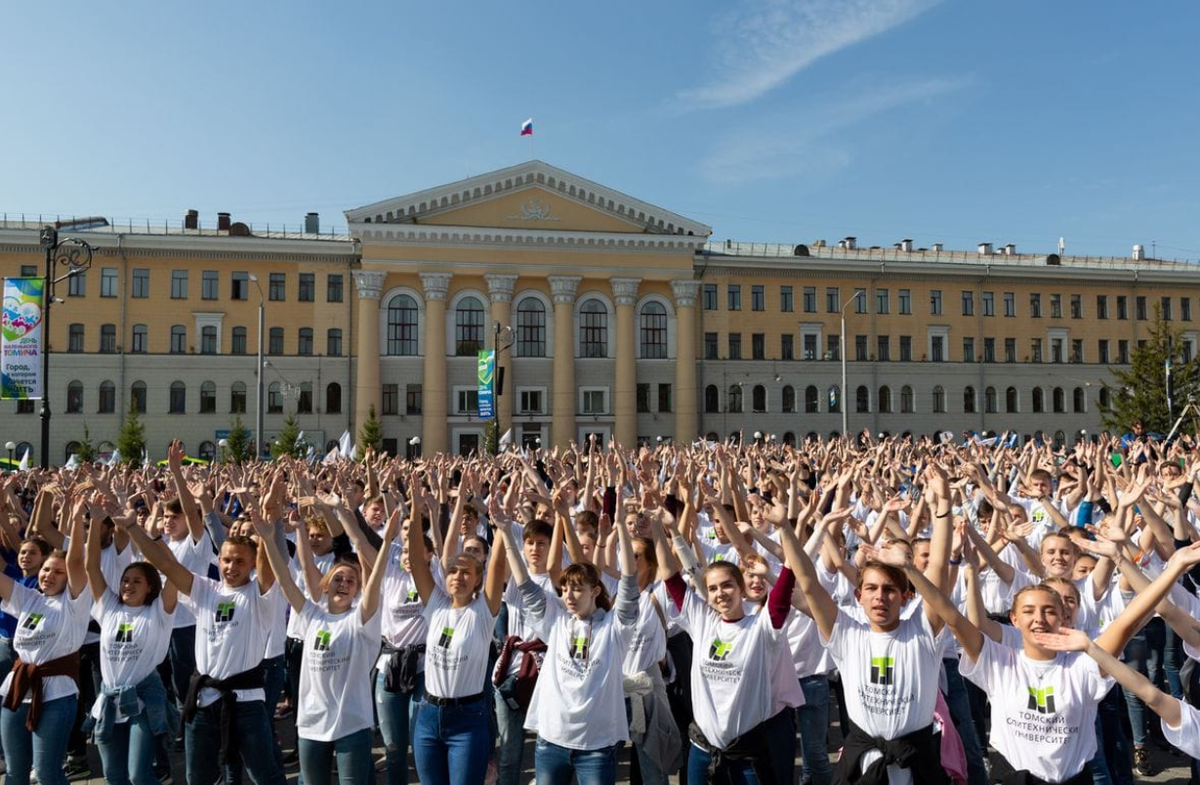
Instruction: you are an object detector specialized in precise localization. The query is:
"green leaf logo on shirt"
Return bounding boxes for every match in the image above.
[313,630,332,652]
[708,638,733,661]
[115,622,135,643]
[22,613,43,630]
[405,588,419,604]
[215,602,236,624]
[1027,685,1056,714]
[570,635,590,661]
[869,656,895,685]
[438,627,455,648]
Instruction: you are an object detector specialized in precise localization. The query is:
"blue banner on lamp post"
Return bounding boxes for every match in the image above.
[477,349,495,419]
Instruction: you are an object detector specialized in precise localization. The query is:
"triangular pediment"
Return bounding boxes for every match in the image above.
[344,160,711,238]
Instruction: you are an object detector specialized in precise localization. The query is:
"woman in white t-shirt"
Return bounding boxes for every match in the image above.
[0,497,91,785]
[494,499,638,785]
[85,502,176,785]
[407,494,506,785]
[256,509,395,785]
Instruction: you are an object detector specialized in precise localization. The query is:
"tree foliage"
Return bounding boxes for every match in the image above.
[75,424,97,464]
[1101,309,1200,433]
[271,411,305,460]
[357,405,382,460]
[115,400,146,466]
[225,415,254,463]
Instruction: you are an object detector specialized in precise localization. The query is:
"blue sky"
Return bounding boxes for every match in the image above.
[3,1,1199,259]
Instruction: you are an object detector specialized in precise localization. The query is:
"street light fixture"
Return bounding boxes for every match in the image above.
[4,441,14,465]
[840,290,865,439]
[217,438,228,463]
[247,274,266,459]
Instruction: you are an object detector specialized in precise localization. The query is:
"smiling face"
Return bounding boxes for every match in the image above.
[118,564,160,607]
[219,540,256,588]
[703,563,745,621]
[322,564,361,613]
[307,523,333,556]
[17,540,46,577]
[855,564,908,632]
[1040,534,1077,579]
[38,555,68,596]
[1011,586,1064,643]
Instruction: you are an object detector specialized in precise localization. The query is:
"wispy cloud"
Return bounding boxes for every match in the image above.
[679,0,945,110]
[700,76,969,183]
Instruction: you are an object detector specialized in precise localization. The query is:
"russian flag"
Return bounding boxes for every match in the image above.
[520,118,533,136]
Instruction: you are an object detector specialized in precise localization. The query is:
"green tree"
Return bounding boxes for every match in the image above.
[225,415,254,463]
[1101,309,1200,433]
[271,411,305,460]
[75,424,97,464]
[115,400,146,466]
[357,405,382,460]
[483,419,499,456]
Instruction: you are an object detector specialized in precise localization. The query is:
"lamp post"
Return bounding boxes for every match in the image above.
[217,438,228,463]
[4,441,13,465]
[490,322,514,454]
[248,275,266,459]
[37,227,93,469]
[839,290,864,439]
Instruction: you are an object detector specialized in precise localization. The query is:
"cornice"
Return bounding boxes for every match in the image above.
[351,223,707,253]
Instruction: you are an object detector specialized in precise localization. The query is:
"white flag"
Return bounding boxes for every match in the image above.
[322,445,341,465]
[108,448,122,467]
[337,429,352,457]
[17,450,30,471]
[64,454,80,470]
[142,448,150,468]
[499,429,513,448]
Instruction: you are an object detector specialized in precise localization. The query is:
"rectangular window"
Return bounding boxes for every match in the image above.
[931,336,944,362]
[1050,339,1063,364]
[1118,340,1129,364]
[636,383,651,413]
[1183,298,1192,322]
[727,285,741,311]
[963,337,975,363]
[855,335,867,361]
[327,274,343,302]
[132,268,150,298]
[269,273,286,301]
[982,292,994,317]
[826,288,839,313]
[703,284,717,310]
[20,265,36,277]
[728,333,742,360]
[231,272,249,301]
[704,332,718,359]
[327,328,343,357]
[231,329,246,355]
[1004,292,1015,317]
[1099,340,1110,364]
[1097,295,1109,319]
[581,389,607,415]
[101,268,119,298]
[804,334,818,360]
[780,286,793,313]
[1070,294,1082,319]
[876,289,889,315]
[983,337,995,363]
[171,270,188,299]
[781,334,794,360]
[516,389,542,415]
[961,291,974,316]
[456,389,480,415]
[131,326,148,354]
[1117,295,1128,320]
[268,328,283,355]
[406,384,423,415]
[826,335,838,361]
[1071,339,1084,363]
[1161,296,1172,321]
[67,270,87,297]
[803,287,817,313]
[899,336,912,362]
[751,285,764,311]
[1030,293,1042,318]
[299,273,315,302]
[1050,293,1062,318]
[877,335,890,361]
[855,288,867,313]
[898,289,911,315]
[203,271,219,300]
[100,324,116,354]
[751,333,765,360]
[382,384,398,415]
[1005,337,1016,363]
[1032,338,1043,363]
[930,290,942,316]
[658,384,672,413]
[1136,296,1147,320]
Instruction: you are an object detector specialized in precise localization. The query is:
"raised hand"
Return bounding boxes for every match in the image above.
[1031,628,1090,652]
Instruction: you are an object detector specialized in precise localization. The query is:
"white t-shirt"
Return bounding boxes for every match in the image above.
[1162,699,1200,758]
[959,635,1112,782]
[182,576,277,707]
[622,587,667,676]
[0,583,93,703]
[294,600,381,742]
[522,578,636,750]
[168,531,215,629]
[93,591,173,688]
[378,542,429,672]
[422,589,496,699]
[67,540,133,646]
[697,539,740,567]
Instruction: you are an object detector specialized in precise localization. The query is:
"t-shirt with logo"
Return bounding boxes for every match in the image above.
[0,583,93,703]
[697,539,740,567]
[502,572,556,678]
[376,541,432,673]
[674,585,787,749]
[62,539,132,646]
[168,530,216,629]
[521,575,638,750]
[182,576,277,707]
[959,635,1112,782]
[90,590,174,721]
[421,588,496,699]
[294,599,381,742]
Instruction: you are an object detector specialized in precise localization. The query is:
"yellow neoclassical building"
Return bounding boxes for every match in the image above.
[3,159,1200,463]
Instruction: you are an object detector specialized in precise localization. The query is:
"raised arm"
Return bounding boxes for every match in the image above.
[254,516,305,613]
[86,501,108,601]
[65,497,88,600]
[405,502,436,604]
[1095,542,1200,656]
[168,441,205,542]
[360,508,398,623]
[784,512,840,642]
[121,511,195,596]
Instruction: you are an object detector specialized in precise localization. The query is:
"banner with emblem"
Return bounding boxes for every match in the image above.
[477,349,495,419]
[1,278,45,400]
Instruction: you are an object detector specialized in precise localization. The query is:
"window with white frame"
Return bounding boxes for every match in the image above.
[518,388,545,414]
[454,387,479,415]
[580,387,608,415]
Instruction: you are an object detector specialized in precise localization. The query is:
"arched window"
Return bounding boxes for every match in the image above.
[580,300,607,358]
[964,386,976,414]
[1052,387,1065,414]
[1053,430,1066,449]
[131,381,147,413]
[298,328,314,356]
[66,381,83,413]
[728,385,743,414]
[200,325,217,354]
[1073,387,1086,413]
[900,386,914,413]
[327,328,343,357]
[100,324,116,353]
[878,386,891,414]
[98,381,115,414]
[752,385,767,413]
[828,385,841,414]
[231,381,247,414]
[516,297,546,357]
[639,302,668,359]
[705,432,719,443]
[704,385,719,413]
[782,386,796,413]
[326,383,342,414]
[386,294,419,356]
[1099,387,1111,409]
[1006,387,1019,413]
[14,443,32,463]
[455,296,485,356]
[1032,388,1044,413]
[65,442,80,463]
[170,325,186,354]
[268,327,284,355]
[169,381,186,414]
[985,387,998,414]
[199,382,216,414]
[805,385,819,413]
[856,385,870,413]
[131,324,148,354]
[268,382,282,414]
[932,386,946,413]
[198,441,217,462]
[231,327,247,355]
[298,382,313,414]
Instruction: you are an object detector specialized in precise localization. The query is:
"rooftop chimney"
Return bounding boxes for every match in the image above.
[217,212,231,231]
[931,243,943,253]
[184,209,199,230]
[843,236,857,250]
[1004,243,1016,255]
[1132,244,1145,261]
[977,242,993,255]
[305,212,320,234]
[900,238,914,252]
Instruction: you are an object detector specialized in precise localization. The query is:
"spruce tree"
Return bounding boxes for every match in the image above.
[225,415,254,463]
[75,424,97,464]
[271,411,304,460]
[115,400,146,466]
[357,405,382,460]
[1101,309,1200,433]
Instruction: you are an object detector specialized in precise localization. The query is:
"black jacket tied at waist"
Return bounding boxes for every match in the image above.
[834,719,949,785]
[381,642,425,694]
[182,666,265,765]
[688,716,778,785]
[988,752,1091,785]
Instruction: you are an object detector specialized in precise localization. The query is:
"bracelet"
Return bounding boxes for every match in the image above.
[949,556,963,566]
[935,512,952,518]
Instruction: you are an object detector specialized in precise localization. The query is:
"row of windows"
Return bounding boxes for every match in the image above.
[50,266,344,303]
[41,381,343,416]
[701,384,1096,415]
[64,324,343,357]
[700,282,1195,322]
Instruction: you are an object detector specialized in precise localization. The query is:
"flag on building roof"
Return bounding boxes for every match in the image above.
[520,118,533,136]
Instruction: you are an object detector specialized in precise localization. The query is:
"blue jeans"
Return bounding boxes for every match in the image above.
[687,741,760,785]
[534,738,618,785]
[941,658,987,785]
[375,670,425,785]
[494,689,529,785]
[797,675,833,785]
[298,728,375,785]
[762,709,794,785]
[1,694,77,785]
[1092,685,1132,785]
[413,698,491,785]
[167,626,196,712]
[1122,628,1155,748]
[185,699,286,785]
[95,711,160,785]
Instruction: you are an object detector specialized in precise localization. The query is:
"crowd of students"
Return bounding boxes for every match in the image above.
[0,429,1198,785]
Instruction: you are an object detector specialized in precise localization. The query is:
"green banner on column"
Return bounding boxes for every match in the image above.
[478,349,495,418]
[1,277,45,400]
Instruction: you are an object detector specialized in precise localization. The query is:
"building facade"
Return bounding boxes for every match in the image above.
[2,160,1198,463]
